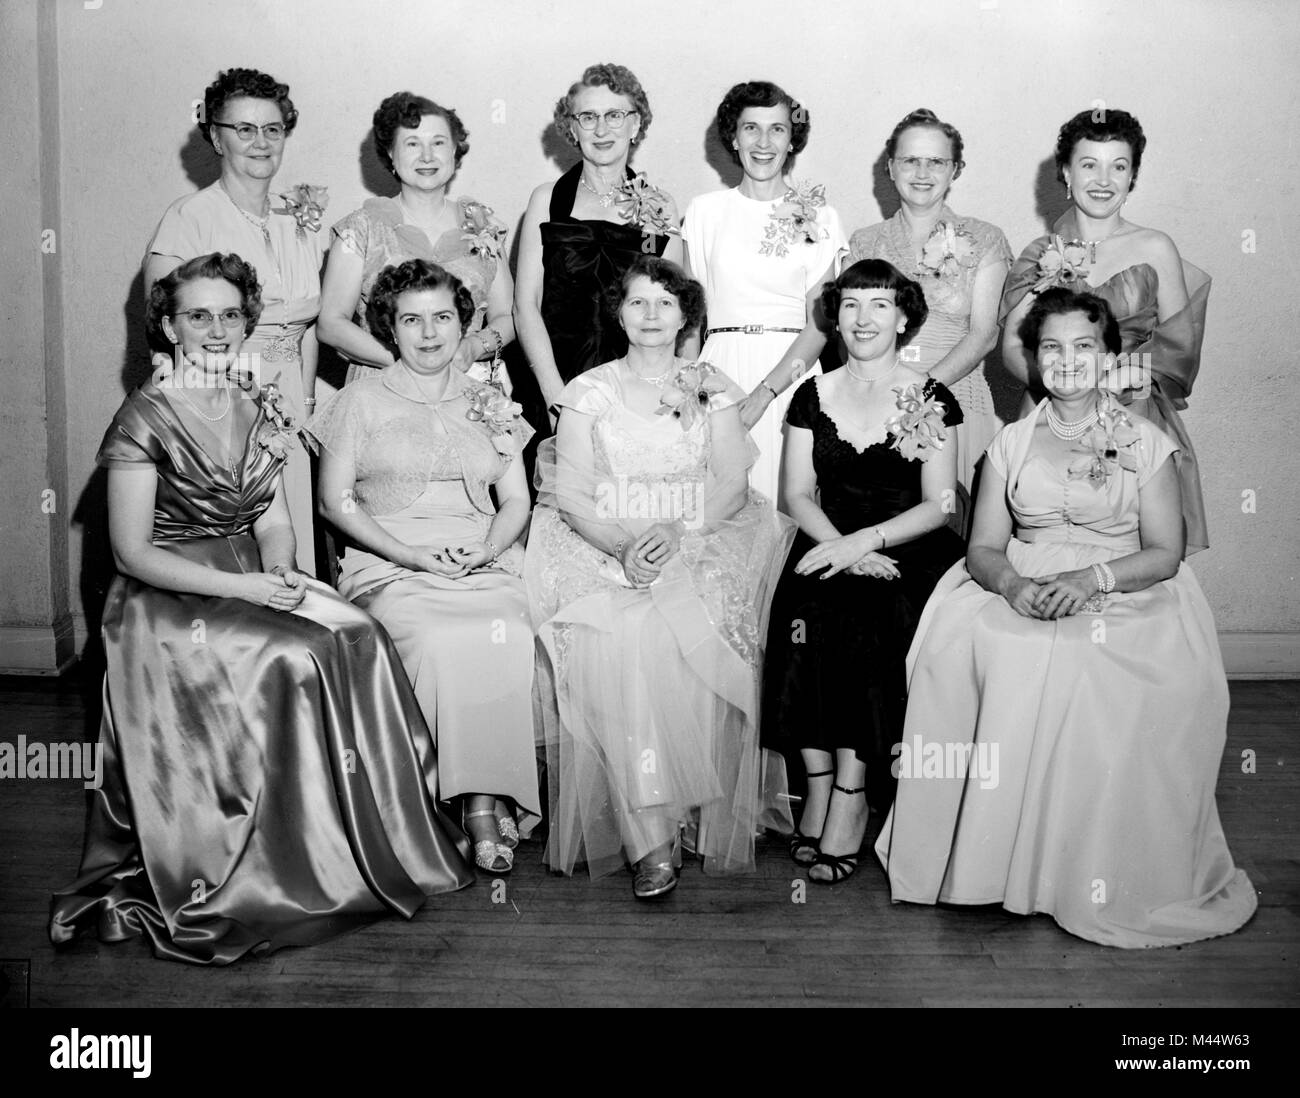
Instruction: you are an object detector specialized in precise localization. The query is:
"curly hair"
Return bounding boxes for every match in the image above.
[716,81,811,170]
[198,68,298,146]
[146,252,262,351]
[1017,287,1122,361]
[605,256,706,337]
[821,259,928,349]
[1054,108,1147,191]
[372,91,470,176]
[368,259,475,350]
[553,63,652,148]
[885,107,965,178]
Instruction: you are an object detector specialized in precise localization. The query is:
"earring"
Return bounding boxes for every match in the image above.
[1066,181,1072,200]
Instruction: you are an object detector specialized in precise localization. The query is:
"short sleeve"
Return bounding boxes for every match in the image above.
[925,378,965,428]
[96,396,163,468]
[145,199,203,262]
[555,368,615,417]
[302,385,363,460]
[971,219,1013,269]
[785,378,819,430]
[809,204,849,288]
[331,207,370,262]
[1136,418,1180,487]
[847,223,885,264]
[984,423,1014,481]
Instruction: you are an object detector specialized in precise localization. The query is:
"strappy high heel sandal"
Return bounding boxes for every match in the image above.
[464,809,513,874]
[633,833,681,900]
[493,801,520,851]
[790,769,833,867]
[807,783,865,885]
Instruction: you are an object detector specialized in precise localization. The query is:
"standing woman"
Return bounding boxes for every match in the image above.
[682,81,847,505]
[848,109,1011,499]
[515,63,683,427]
[762,260,964,881]
[317,92,514,390]
[144,68,327,576]
[999,108,1210,553]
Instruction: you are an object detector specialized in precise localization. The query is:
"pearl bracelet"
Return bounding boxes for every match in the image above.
[1091,561,1116,594]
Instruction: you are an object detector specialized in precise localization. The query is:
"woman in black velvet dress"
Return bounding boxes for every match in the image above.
[762,259,964,884]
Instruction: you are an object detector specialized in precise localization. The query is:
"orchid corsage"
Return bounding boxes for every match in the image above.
[614,173,680,237]
[884,383,947,462]
[1031,234,1095,293]
[465,383,525,458]
[657,360,728,431]
[275,184,329,238]
[918,220,979,280]
[460,200,508,259]
[1067,392,1141,487]
[255,382,299,459]
[761,180,829,257]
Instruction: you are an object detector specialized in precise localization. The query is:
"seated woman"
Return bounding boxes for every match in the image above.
[50,253,474,965]
[309,259,539,874]
[762,259,965,884]
[526,256,795,898]
[876,287,1257,948]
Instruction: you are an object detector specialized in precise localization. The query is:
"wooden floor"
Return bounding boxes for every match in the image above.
[1,675,1296,1008]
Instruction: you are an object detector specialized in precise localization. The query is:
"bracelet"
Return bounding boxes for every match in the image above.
[1090,561,1116,594]
[479,327,504,358]
[484,538,500,562]
[613,537,629,560]
[874,526,887,550]
[759,380,779,401]
[303,398,317,407]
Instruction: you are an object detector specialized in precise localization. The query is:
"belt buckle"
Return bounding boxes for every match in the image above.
[743,323,764,335]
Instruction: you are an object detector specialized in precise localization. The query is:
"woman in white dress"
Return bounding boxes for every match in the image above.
[682,81,847,505]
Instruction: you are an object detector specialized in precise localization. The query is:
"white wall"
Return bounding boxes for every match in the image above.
[4,0,1298,671]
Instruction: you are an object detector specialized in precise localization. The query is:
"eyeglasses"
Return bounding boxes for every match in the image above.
[213,121,287,143]
[893,156,954,173]
[174,309,247,328]
[569,109,638,131]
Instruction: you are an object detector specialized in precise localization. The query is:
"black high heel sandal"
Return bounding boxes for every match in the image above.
[789,769,833,866]
[807,783,865,885]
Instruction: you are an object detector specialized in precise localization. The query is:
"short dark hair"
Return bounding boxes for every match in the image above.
[716,81,810,169]
[1017,287,1122,361]
[822,260,928,348]
[368,259,475,350]
[554,63,653,148]
[886,107,965,178]
[605,256,706,336]
[146,252,263,351]
[1054,108,1146,191]
[199,68,298,146]
[372,91,470,176]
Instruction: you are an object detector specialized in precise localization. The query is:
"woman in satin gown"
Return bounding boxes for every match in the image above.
[311,259,539,875]
[144,67,327,576]
[1000,108,1210,553]
[515,63,682,431]
[682,80,848,506]
[526,257,795,898]
[848,109,1011,501]
[762,259,964,883]
[317,91,514,390]
[877,288,1256,948]
[50,253,473,965]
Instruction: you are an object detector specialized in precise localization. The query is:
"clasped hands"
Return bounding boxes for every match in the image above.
[794,530,900,581]
[619,522,682,587]
[409,542,496,578]
[1004,568,1099,620]
[244,565,307,612]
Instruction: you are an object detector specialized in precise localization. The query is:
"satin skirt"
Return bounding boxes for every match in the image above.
[876,530,1257,948]
[50,532,474,965]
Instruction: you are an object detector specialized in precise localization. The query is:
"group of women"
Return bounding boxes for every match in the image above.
[50,62,1254,965]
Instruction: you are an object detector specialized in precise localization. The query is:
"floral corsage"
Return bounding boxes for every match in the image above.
[614,173,680,237]
[657,360,728,431]
[460,200,508,259]
[885,383,947,462]
[465,383,525,458]
[1067,393,1141,487]
[1031,234,1095,293]
[255,382,299,459]
[275,184,329,237]
[761,179,829,257]
[919,220,979,279]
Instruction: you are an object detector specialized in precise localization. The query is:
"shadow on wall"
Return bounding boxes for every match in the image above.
[703,117,742,189]
[179,127,220,191]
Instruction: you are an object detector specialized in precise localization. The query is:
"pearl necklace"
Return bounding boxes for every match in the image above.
[174,383,232,422]
[398,193,449,232]
[579,173,618,208]
[1045,401,1099,440]
[845,356,900,384]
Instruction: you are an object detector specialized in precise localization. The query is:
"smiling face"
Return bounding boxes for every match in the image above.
[733,104,793,184]
[391,286,464,375]
[569,84,641,168]
[161,278,248,371]
[1064,138,1134,218]
[889,126,957,211]
[1036,309,1110,399]
[619,275,684,350]
[391,113,457,193]
[839,287,907,365]
[212,96,286,183]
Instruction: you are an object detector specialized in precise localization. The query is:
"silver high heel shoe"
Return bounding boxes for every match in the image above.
[464,809,513,874]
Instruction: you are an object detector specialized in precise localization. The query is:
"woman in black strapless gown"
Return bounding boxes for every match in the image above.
[762,259,964,884]
[515,63,682,433]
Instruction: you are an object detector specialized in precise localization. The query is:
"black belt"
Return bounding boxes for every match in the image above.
[705,325,802,336]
